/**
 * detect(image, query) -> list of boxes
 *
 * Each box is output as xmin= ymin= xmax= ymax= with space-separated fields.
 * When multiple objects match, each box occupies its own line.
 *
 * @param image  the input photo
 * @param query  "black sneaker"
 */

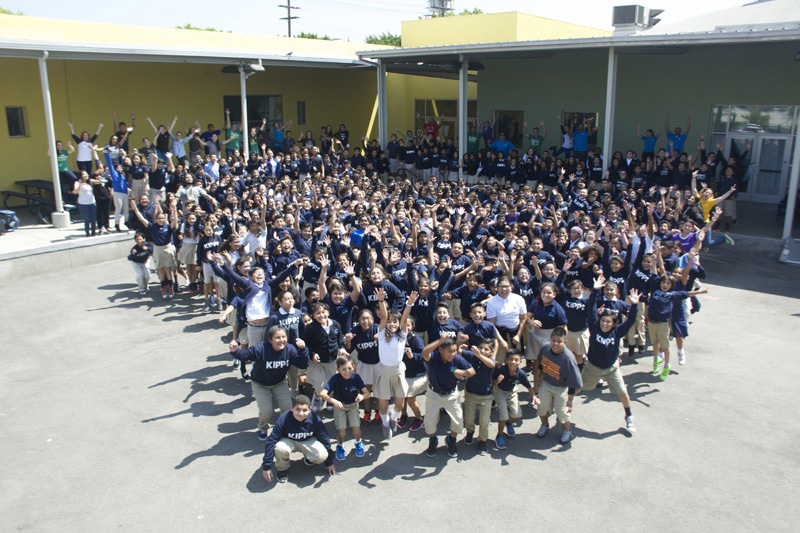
xmin=628 ymin=346 xmax=635 ymax=357
xmin=445 ymin=435 xmax=457 ymax=458
xmin=478 ymin=440 xmax=488 ymax=456
xmin=303 ymin=458 xmax=313 ymax=466
xmin=276 ymin=470 xmax=288 ymax=483
xmin=233 ymin=359 xmax=241 ymax=369
xmin=426 ymin=436 xmax=438 ymax=458
xmin=464 ymin=431 xmax=474 ymax=445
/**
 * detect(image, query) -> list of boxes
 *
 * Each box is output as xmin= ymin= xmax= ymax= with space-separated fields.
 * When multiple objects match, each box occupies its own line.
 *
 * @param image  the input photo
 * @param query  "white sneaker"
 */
xmin=536 ymin=423 xmax=549 ymax=438
xmin=678 ymin=351 xmax=686 ymax=365
xmin=559 ymin=429 xmax=572 ymax=444
xmin=626 ymin=415 xmax=636 ymax=432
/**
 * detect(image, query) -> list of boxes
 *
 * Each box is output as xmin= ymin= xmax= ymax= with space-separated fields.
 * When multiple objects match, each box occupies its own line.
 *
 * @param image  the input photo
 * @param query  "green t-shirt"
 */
xmin=467 ymin=132 xmax=480 ymax=153
xmin=528 ymin=134 xmax=545 ymax=153
xmin=57 ymin=149 xmax=69 ymax=172
xmin=225 ymin=128 xmax=241 ymax=150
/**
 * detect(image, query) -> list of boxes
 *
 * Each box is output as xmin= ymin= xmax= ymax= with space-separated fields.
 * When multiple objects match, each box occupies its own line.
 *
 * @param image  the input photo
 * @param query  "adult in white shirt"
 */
xmin=486 ymin=276 xmax=527 ymax=363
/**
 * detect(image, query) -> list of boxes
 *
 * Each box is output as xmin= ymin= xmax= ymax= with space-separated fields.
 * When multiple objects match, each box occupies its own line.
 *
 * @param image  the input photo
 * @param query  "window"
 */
xmin=222 ymin=95 xmax=283 ymax=129
xmin=6 ymin=106 xmax=27 ymax=137
xmin=297 ymin=101 xmax=306 ymax=125
xmin=710 ymin=105 xmax=797 ymax=134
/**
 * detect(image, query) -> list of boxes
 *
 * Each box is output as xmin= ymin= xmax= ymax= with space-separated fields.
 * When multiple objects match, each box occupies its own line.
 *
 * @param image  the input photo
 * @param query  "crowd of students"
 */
xmin=58 ymin=110 xmax=735 ymax=483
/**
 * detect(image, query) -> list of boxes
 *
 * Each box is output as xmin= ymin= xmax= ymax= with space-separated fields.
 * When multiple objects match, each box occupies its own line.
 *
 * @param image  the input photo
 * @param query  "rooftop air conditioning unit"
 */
xmin=612 ymin=5 xmax=663 ymax=34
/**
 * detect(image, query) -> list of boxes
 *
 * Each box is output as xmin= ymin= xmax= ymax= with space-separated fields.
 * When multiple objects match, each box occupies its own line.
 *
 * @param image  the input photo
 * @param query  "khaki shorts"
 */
xmin=566 ymin=329 xmax=589 ymax=357
xmin=493 ymin=386 xmax=521 ymax=420
xmin=153 ymin=243 xmax=176 ymax=269
xmin=357 ymin=361 xmax=379 ymax=387
xmin=374 ymin=363 xmax=408 ymax=400
xmin=580 ymin=360 xmax=627 ymax=396
xmin=424 ymin=388 xmax=464 ymax=435
xmin=334 ymin=402 xmax=360 ymax=430
xmin=649 ymin=320 xmax=671 ymax=348
xmin=406 ymin=374 xmax=428 ymax=397
xmin=176 ymin=242 xmax=197 ymax=265
xmin=537 ymin=380 xmax=570 ymax=424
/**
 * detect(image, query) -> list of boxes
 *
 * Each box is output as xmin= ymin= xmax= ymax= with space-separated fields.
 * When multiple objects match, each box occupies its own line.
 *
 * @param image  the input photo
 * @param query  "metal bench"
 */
xmin=1 ymin=191 xmax=76 ymax=223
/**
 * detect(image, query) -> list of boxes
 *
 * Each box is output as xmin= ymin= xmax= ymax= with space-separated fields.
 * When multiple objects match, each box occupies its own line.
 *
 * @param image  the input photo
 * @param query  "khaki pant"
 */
xmin=448 ymin=298 xmax=461 ymax=321
xmin=464 ymin=392 xmax=492 ymax=442
xmin=273 ymin=438 xmax=328 ymax=472
xmin=334 ymin=402 xmax=360 ymax=430
xmin=580 ymin=360 xmax=627 ymax=396
xmin=537 ymin=380 xmax=570 ymax=424
xmin=625 ymin=299 xmax=646 ymax=348
xmin=131 ymin=179 xmax=147 ymax=202
xmin=649 ymin=320 xmax=671 ymax=349
xmin=247 ymin=323 xmax=268 ymax=347
xmin=493 ymin=386 xmax=521 ymax=420
xmin=252 ymin=380 xmax=293 ymax=431
xmin=308 ymin=361 xmax=337 ymax=396
xmin=527 ymin=327 xmax=553 ymax=360
xmin=424 ymin=388 xmax=463 ymax=435
xmin=566 ymin=328 xmax=589 ymax=358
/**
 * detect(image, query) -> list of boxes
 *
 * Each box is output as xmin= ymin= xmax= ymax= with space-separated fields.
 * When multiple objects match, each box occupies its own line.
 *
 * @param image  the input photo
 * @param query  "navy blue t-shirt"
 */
xmin=462 ymin=349 xmax=494 ymax=396
xmin=350 ymin=324 xmax=379 ymax=365
xmin=324 ymin=372 xmax=367 ymax=404
xmin=427 ymin=352 xmax=472 ymax=393
xmin=462 ymin=320 xmax=498 ymax=347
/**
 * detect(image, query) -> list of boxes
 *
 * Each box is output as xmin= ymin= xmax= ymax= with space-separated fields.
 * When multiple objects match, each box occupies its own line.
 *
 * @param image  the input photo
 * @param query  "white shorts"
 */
xmin=202 ymin=262 xmax=219 ymax=284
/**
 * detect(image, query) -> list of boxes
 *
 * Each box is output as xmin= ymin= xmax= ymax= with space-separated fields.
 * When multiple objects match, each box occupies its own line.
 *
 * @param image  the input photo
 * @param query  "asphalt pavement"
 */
xmin=0 ymin=245 xmax=798 ymax=532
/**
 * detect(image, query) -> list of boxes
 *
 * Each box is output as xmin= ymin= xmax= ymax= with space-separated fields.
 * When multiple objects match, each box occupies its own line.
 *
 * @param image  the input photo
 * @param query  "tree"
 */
xmin=429 ymin=7 xmax=484 ymax=18
xmin=175 ymin=23 xmax=231 ymax=32
xmin=0 ymin=6 xmax=23 ymax=15
xmin=296 ymin=32 xmax=333 ymax=40
xmin=365 ymin=32 xmax=401 ymax=47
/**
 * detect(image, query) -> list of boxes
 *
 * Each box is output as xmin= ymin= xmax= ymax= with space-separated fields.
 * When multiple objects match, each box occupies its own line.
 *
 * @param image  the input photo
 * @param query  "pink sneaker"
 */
xmin=409 ymin=417 xmax=424 ymax=432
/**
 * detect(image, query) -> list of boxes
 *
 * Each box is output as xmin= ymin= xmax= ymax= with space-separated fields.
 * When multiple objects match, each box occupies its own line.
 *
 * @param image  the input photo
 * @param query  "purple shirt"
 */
xmin=671 ymin=231 xmax=698 ymax=253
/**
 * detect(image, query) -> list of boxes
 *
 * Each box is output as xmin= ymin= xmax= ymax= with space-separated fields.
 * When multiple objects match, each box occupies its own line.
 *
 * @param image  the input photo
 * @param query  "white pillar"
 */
xmin=458 ymin=54 xmax=468 ymax=182
xmin=782 ymin=130 xmax=800 ymax=240
xmin=239 ymin=66 xmax=249 ymax=159
xmin=601 ymin=47 xmax=618 ymax=164
xmin=39 ymin=52 xmax=70 ymax=228
xmin=376 ymin=59 xmax=388 ymax=147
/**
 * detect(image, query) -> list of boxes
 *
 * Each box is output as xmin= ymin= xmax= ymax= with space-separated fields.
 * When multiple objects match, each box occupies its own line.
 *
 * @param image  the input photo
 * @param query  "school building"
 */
xmin=1 ymin=1 xmax=799 ymax=240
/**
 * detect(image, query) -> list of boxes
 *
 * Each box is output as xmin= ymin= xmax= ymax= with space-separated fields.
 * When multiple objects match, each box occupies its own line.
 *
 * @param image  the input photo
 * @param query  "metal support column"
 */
xmin=458 ymin=54 xmax=468 ymax=182
xmin=377 ymin=59 xmax=388 ymax=147
xmin=239 ymin=66 xmax=249 ymax=159
xmin=601 ymin=47 xmax=618 ymax=164
xmin=782 ymin=130 xmax=800 ymax=240
xmin=39 ymin=51 xmax=70 ymax=228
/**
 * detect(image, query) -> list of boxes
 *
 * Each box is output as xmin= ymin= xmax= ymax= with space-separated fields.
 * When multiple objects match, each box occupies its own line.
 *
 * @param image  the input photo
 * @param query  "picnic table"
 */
xmin=2 ymin=179 xmax=75 ymax=223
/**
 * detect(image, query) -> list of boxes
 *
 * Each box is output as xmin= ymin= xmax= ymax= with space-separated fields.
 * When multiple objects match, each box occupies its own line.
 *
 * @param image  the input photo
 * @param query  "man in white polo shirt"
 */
xmin=486 ymin=276 xmax=527 ymax=363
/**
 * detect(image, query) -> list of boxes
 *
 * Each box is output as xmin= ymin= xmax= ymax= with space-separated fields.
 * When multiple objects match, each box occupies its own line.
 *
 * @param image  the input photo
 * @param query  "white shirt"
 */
xmin=378 ymin=332 xmax=406 ymax=367
xmin=241 ymin=230 xmax=267 ymax=257
xmin=486 ymin=293 xmax=527 ymax=329
xmin=76 ymin=182 xmax=95 ymax=205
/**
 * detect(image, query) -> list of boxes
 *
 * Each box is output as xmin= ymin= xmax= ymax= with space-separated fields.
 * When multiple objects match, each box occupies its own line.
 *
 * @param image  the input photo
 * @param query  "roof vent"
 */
xmin=612 ymin=5 xmax=663 ymax=35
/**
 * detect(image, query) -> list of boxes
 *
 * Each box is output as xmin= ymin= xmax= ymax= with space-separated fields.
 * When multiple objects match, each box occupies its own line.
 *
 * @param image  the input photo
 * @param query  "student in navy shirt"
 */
xmin=575 ymin=276 xmax=641 ymax=433
xmin=427 ymin=302 xmax=463 ymax=344
xmin=320 ymin=355 xmax=369 ymax=461
xmin=130 ymin=197 xmax=178 ymax=299
xmin=462 ymin=338 xmax=497 ymax=455
xmin=261 ymin=395 xmax=335 ymax=484
xmin=266 ymin=290 xmax=307 ymax=393
xmin=462 ymin=302 xmax=504 ymax=358
xmin=526 ymin=282 xmax=568 ymax=363
xmin=647 ymin=272 xmax=707 ymax=381
xmin=422 ymin=337 xmax=475 ymax=458
xmin=229 ymin=325 xmax=309 ymax=440
xmin=492 ymin=349 xmax=535 ymax=450
xmin=345 ymin=308 xmax=380 ymax=423
xmin=303 ymin=303 xmax=347 ymax=412
xmin=446 ymin=271 xmax=491 ymax=322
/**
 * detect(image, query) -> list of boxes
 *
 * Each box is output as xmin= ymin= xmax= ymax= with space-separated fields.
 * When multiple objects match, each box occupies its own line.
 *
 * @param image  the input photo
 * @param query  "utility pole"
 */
xmin=278 ymin=0 xmax=300 ymax=37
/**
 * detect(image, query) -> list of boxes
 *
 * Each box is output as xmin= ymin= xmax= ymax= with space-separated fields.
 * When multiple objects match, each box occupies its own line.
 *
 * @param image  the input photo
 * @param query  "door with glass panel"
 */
xmin=751 ymin=136 xmax=790 ymax=203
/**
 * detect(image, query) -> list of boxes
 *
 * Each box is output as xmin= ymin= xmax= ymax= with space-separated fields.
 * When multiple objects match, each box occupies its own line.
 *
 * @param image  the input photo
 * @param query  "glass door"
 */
xmin=726 ymin=134 xmax=790 ymax=203
xmin=751 ymin=137 xmax=789 ymax=203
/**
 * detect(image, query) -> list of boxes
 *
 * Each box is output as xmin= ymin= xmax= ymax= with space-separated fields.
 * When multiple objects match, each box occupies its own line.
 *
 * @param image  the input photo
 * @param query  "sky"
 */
xmin=2 ymin=0 xmax=749 ymax=42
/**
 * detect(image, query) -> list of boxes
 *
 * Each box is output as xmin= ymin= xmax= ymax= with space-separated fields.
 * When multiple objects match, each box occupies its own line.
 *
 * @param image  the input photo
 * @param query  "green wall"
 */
xmin=477 ymin=41 xmax=800 ymax=157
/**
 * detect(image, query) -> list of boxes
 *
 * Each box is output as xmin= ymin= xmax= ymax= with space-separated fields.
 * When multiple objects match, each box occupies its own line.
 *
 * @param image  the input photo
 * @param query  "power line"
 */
xmin=278 ymin=0 xmax=300 ymax=37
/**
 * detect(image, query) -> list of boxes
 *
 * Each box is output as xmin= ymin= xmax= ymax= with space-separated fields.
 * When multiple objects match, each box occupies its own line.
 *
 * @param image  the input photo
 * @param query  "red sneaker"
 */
xmin=362 ymin=410 xmax=372 ymax=424
xmin=373 ymin=411 xmax=381 ymax=424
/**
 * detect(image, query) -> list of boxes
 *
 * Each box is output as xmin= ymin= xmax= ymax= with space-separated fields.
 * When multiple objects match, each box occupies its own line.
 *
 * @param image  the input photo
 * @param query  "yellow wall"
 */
xmin=386 ymin=73 xmax=478 ymax=138
xmin=0 ymin=57 xmax=377 ymax=192
xmin=401 ymin=11 xmax=608 ymax=48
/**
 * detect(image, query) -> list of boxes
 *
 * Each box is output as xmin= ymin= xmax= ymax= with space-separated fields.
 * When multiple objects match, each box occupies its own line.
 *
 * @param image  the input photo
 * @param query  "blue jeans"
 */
xmin=77 ymin=203 xmax=97 ymax=236
xmin=706 ymin=227 xmax=727 ymax=247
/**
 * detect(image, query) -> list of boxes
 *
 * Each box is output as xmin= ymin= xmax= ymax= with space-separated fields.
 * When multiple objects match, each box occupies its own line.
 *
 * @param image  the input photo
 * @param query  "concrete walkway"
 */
xmin=0 ymin=247 xmax=798 ymax=531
